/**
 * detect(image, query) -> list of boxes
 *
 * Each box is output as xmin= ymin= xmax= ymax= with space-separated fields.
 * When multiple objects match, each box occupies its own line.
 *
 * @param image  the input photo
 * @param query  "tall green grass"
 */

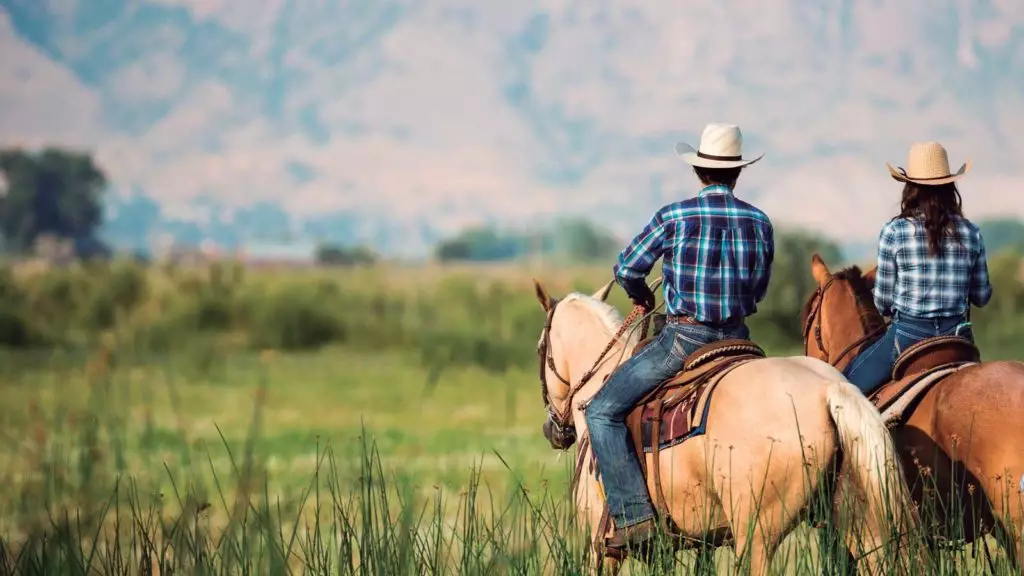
xmin=0 ymin=349 xmax=1020 ymax=575
xmin=1 ymin=429 xmax=1019 ymax=574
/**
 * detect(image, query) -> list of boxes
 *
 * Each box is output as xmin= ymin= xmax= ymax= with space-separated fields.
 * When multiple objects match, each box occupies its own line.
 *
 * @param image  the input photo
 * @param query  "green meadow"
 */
xmin=0 ymin=256 xmax=1022 ymax=574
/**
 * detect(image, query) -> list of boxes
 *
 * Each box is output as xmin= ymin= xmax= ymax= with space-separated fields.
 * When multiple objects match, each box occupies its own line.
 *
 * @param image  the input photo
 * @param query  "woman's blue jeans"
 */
xmin=842 ymin=312 xmax=974 ymax=395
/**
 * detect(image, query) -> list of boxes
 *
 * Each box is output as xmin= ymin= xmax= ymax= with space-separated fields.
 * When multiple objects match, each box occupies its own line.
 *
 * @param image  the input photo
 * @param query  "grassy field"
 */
xmin=2 ymin=345 xmax=1019 ymax=575
xmin=0 ymin=258 xmax=1022 ymax=574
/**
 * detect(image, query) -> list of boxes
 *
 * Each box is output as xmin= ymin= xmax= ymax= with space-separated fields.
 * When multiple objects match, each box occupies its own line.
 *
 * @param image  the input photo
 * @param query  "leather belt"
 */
xmin=665 ymin=314 xmax=743 ymax=328
xmin=665 ymin=314 xmax=700 ymax=325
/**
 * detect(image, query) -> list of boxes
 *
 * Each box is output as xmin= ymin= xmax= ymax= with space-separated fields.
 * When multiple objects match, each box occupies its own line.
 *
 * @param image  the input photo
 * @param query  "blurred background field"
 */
xmin=0 ymin=242 xmax=1022 ymax=572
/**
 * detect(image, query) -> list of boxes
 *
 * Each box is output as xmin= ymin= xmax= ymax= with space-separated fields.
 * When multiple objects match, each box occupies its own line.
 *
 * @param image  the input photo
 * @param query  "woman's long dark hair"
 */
xmin=894 ymin=182 xmax=964 ymax=256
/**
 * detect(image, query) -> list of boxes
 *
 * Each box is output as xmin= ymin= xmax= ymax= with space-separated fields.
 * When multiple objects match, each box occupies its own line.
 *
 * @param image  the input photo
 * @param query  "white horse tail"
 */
xmin=824 ymin=379 xmax=920 ymax=548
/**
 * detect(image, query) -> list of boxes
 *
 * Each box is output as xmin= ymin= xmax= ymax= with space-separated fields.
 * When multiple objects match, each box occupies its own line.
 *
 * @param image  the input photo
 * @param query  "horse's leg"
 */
xmin=727 ymin=515 xmax=779 ymax=576
xmin=574 ymin=454 xmax=624 ymax=576
xmin=986 ymin=463 xmax=1024 ymax=572
xmin=829 ymin=472 xmax=873 ymax=576
xmin=927 ymin=366 xmax=1024 ymax=571
xmin=698 ymin=364 xmax=842 ymax=575
xmin=718 ymin=466 xmax=815 ymax=576
xmin=980 ymin=475 xmax=1022 ymax=573
xmin=594 ymin=556 xmax=621 ymax=576
xmin=692 ymin=546 xmax=717 ymax=575
xmin=993 ymin=519 xmax=1020 ymax=573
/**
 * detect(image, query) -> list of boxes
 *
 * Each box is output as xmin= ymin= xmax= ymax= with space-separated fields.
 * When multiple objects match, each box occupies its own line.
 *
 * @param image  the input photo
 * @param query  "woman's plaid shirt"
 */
xmin=613 ymin=185 xmax=775 ymax=324
xmin=873 ymin=216 xmax=993 ymax=319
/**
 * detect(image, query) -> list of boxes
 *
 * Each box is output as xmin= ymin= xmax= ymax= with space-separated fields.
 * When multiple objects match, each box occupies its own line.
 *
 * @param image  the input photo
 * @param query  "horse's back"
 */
xmin=647 ymin=355 xmax=844 ymax=468
xmin=725 ymin=354 xmax=848 ymax=389
xmin=930 ymin=359 xmax=1024 ymax=440
xmin=698 ymin=355 xmax=844 ymax=453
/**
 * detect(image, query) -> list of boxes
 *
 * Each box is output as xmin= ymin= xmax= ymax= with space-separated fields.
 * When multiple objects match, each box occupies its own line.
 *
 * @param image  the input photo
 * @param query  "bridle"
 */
xmin=537 ymin=298 xmax=650 ymax=438
xmin=802 ymin=277 xmax=887 ymax=369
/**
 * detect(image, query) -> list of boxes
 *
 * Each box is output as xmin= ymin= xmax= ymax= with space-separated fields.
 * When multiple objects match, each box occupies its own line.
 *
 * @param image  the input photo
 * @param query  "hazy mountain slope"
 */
xmin=1 ymin=0 xmax=1022 ymax=255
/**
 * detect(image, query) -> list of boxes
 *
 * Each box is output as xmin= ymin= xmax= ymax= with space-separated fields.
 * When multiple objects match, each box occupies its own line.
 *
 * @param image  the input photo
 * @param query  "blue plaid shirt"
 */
xmin=613 ymin=185 xmax=775 ymax=324
xmin=873 ymin=215 xmax=993 ymax=319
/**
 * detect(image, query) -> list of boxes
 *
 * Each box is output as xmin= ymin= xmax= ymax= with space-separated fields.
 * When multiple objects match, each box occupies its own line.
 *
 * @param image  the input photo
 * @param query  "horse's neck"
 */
xmin=569 ymin=339 xmax=629 ymax=403
xmin=831 ymin=302 xmax=880 ymax=370
xmin=561 ymin=312 xmax=633 ymax=435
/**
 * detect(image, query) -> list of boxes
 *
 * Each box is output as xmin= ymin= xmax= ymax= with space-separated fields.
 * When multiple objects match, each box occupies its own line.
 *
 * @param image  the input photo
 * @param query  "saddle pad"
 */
xmin=878 ymin=364 xmax=974 ymax=425
xmin=638 ymin=366 xmax=730 ymax=452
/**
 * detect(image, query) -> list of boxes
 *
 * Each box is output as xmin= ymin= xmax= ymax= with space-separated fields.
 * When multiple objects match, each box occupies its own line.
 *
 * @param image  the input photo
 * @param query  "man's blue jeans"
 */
xmin=584 ymin=320 xmax=750 ymax=529
xmin=843 ymin=312 xmax=974 ymax=396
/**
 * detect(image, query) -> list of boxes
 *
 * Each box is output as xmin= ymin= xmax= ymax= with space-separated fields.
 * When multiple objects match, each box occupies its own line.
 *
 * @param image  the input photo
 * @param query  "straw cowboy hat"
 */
xmin=675 ymin=123 xmax=764 ymax=169
xmin=886 ymin=141 xmax=972 ymax=185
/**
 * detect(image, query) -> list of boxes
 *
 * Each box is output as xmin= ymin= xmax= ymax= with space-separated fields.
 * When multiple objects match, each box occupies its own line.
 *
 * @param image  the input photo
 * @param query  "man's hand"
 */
xmin=633 ymin=289 xmax=656 ymax=311
xmin=622 ymin=278 xmax=656 ymax=311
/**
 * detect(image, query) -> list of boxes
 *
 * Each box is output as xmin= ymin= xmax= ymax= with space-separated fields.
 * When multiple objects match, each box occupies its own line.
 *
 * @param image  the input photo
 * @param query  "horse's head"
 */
xmin=802 ymin=253 xmax=886 ymax=371
xmin=532 ymin=277 xmax=619 ymax=451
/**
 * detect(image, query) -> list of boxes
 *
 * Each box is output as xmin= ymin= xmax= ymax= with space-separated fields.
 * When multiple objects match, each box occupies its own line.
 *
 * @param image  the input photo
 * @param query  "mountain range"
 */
xmin=1 ymin=0 xmax=1022 ymax=259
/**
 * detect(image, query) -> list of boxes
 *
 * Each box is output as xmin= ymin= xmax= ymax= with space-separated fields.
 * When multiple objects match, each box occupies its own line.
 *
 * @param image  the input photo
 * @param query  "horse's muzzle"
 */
xmin=542 ymin=416 xmax=577 ymax=450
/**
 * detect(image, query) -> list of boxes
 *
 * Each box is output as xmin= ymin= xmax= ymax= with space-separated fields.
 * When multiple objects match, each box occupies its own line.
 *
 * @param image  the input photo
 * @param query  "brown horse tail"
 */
xmin=824 ymin=379 xmax=924 ymax=567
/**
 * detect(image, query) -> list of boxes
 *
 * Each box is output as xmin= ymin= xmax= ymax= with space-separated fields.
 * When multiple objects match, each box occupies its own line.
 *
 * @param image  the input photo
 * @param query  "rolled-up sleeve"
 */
xmin=613 ymin=209 xmax=667 ymax=283
xmin=872 ymin=222 xmax=899 ymax=317
xmin=969 ymin=228 xmax=994 ymax=307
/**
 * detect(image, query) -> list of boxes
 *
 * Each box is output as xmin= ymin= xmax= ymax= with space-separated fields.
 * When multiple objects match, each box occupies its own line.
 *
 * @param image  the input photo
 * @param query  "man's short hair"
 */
xmin=694 ymin=166 xmax=742 ymax=188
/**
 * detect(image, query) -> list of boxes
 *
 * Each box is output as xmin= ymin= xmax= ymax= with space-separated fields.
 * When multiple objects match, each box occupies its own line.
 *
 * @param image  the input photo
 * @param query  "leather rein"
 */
xmin=802 ymin=277 xmax=886 ymax=368
xmin=537 ymin=299 xmax=651 ymax=433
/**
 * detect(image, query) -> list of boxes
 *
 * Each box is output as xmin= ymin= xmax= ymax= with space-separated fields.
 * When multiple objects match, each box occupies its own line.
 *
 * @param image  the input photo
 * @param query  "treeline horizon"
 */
xmin=4 ymin=145 xmax=1024 ymax=268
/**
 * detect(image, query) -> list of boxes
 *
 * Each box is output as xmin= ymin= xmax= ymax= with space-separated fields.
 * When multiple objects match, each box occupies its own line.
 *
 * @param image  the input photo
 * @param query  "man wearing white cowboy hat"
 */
xmin=840 ymin=141 xmax=993 ymax=395
xmin=584 ymin=122 xmax=776 ymax=550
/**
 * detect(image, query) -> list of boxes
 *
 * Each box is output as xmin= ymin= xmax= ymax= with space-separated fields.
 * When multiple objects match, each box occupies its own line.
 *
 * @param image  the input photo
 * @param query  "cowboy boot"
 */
xmin=606 ymin=517 xmax=657 ymax=551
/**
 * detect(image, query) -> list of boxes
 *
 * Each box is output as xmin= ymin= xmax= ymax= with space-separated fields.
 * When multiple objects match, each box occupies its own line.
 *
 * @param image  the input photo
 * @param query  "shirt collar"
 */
xmin=698 ymin=184 xmax=734 ymax=197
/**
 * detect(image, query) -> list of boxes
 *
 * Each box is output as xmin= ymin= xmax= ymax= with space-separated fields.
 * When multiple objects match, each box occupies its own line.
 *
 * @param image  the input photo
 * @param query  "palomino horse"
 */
xmin=802 ymin=253 xmax=1024 ymax=568
xmin=533 ymin=278 xmax=921 ymax=575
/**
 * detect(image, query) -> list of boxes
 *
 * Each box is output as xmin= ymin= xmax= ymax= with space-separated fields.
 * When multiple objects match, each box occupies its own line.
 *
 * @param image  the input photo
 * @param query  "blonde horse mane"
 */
xmin=557 ymin=292 xmax=643 ymax=350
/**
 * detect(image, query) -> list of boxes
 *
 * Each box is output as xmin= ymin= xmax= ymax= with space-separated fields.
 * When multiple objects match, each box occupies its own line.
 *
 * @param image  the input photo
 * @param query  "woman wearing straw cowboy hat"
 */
xmin=841 ymin=141 xmax=994 ymax=395
xmin=585 ymin=122 xmax=776 ymax=551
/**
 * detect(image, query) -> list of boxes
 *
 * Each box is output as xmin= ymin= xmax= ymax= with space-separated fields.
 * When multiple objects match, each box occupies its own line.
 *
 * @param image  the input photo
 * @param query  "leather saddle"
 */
xmin=868 ymin=335 xmax=980 ymax=418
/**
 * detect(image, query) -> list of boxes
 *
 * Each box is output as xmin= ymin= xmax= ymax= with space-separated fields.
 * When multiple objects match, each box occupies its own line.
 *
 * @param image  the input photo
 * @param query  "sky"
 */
xmin=0 ymin=0 xmax=1022 ymax=256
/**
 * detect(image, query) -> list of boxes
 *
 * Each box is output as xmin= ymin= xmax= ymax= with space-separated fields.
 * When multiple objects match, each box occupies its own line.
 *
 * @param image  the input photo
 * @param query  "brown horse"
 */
xmin=802 ymin=253 xmax=1024 ymax=567
xmin=533 ymin=278 xmax=921 ymax=575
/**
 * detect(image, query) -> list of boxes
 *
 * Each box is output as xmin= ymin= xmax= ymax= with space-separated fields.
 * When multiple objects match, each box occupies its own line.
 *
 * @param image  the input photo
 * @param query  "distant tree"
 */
xmin=753 ymin=228 xmax=845 ymax=344
xmin=433 ymin=220 xmax=623 ymax=264
xmin=434 ymin=237 xmax=473 ymax=262
xmin=551 ymin=217 xmax=620 ymax=262
xmin=433 ymin=226 xmax=527 ymax=262
xmin=315 ymin=244 xmax=377 ymax=266
xmin=0 ymin=147 xmax=108 ymax=255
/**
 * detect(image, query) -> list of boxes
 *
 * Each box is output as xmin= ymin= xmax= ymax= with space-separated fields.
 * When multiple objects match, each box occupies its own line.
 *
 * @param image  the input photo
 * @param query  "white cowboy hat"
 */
xmin=675 ymin=123 xmax=764 ymax=169
xmin=886 ymin=141 xmax=971 ymax=186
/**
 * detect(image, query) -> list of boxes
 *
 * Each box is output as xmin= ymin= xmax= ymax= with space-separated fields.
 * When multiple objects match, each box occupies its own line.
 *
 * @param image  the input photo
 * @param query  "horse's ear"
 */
xmin=591 ymin=279 xmax=615 ymax=302
xmin=863 ymin=266 xmax=877 ymax=288
xmin=533 ymin=278 xmax=553 ymax=311
xmin=810 ymin=253 xmax=832 ymax=285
